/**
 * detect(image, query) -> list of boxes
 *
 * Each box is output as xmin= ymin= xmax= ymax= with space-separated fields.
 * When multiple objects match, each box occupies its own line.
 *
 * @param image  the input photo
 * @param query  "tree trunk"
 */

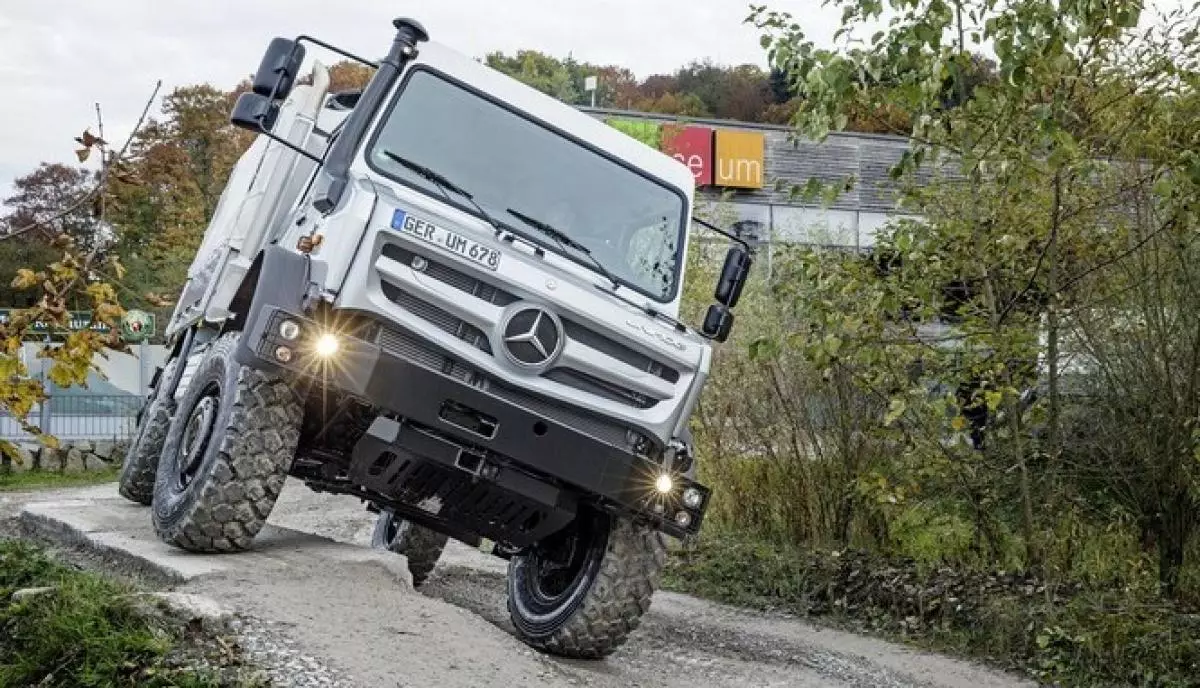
xmin=1157 ymin=489 xmax=1194 ymax=598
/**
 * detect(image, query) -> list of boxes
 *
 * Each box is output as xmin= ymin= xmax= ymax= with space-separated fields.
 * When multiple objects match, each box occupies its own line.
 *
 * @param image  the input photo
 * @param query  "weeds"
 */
xmin=0 ymin=539 xmax=262 ymax=688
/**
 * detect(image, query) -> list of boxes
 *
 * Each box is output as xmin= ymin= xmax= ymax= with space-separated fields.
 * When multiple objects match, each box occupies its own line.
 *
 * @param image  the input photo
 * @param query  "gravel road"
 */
xmin=2 ymin=481 xmax=1035 ymax=688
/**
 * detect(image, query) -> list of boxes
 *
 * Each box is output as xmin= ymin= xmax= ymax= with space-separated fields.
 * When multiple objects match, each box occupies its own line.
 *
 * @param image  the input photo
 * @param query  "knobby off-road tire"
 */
xmin=151 ymin=331 xmax=302 ymax=553
xmin=371 ymin=509 xmax=450 ymax=587
xmin=507 ymin=513 xmax=667 ymax=659
xmin=118 ymin=357 xmax=181 ymax=505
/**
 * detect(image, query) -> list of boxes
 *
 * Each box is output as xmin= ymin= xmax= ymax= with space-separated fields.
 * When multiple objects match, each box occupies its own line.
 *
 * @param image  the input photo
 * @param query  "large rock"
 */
xmin=85 ymin=455 xmax=108 ymax=472
xmin=63 ymin=447 xmax=86 ymax=473
xmin=73 ymin=440 xmax=94 ymax=454
xmin=11 ymin=586 xmax=57 ymax=602
xmin=38 ymin=447 xmax=62 ymax=472
xmin=2 ymin=445 xmax=34 ymax=473
xmin=130 ymin=592 xmax=234 ymax=632
xmin=15 ymin=444 xmax=34 ymax=471
xmin=92 ymin=441 xmax=116 ymax=461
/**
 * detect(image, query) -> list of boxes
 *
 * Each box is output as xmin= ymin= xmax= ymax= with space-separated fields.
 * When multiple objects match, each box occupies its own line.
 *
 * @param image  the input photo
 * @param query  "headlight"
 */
xmin=278 ymin=319 xmax=301 ymax=341
xmin=682 ymin=487 xmax=703 ymax=509
xmin=314 ymin=333 xmax=340 ymax=358
xmin=654 ymin=474 xmax=674 ymax=494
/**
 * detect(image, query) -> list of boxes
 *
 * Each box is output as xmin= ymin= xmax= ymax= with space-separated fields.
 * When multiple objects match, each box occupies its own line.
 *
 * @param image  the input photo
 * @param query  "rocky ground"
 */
xmin=1 ymin=480 xmax=1036 ymax=688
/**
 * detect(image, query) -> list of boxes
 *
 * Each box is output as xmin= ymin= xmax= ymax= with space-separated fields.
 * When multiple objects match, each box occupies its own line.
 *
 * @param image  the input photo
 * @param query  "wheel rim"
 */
xmin=379 ymin=510 xmax=412 ymax=552
xmin=171 ymin=382 xmax=220 ymax=493
xmin=517 ymin=512 xmax=608 ymax=615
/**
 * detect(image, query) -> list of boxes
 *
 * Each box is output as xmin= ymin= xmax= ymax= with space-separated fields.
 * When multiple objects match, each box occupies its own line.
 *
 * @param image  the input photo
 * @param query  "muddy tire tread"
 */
xmin=117 ymin=359 xmax=179 ymax=505
xmin=153 ymin=333 xmax=302 ymax=553
xmin=509 ymin=519 xmax=667 ymax=659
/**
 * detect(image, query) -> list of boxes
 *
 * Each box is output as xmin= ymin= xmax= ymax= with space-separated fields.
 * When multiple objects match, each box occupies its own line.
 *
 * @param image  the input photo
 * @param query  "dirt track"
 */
xmin=2 ymin=481 xmax=1035 ymax=688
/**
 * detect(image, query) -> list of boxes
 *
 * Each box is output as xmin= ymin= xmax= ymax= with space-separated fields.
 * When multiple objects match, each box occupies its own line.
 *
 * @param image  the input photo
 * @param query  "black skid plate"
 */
xmin=350 ymin=417 xmax=576 ymax=548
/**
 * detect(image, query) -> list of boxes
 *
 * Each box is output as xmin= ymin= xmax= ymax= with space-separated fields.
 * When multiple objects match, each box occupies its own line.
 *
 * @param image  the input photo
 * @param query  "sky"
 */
xmin=0 ymin=0 xmax=836 ymax=197
xmin=0 ymin=0 xmax=1187 ymax=199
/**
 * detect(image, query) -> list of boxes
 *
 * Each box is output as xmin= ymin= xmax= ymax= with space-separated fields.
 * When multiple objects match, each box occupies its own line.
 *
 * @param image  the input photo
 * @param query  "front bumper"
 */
xmin=240 ymin=304 xmax=711 ymax=541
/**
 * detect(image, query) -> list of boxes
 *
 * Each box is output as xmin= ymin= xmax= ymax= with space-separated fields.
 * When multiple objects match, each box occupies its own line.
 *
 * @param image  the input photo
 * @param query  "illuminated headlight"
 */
xmin=682 ymin=488 xmax=704 ymax=509
xmin=654 ymin=474 xmax=674 ymax=494
xmin=278 ymin=319 xmax=301 ymax=341
xmin=314 ymin=333 xmax=340 ymax=358
xmin=674 ymin=511 xmax=692 ymax=528
xmin=274 ymin=346 xmax=293 ymax=363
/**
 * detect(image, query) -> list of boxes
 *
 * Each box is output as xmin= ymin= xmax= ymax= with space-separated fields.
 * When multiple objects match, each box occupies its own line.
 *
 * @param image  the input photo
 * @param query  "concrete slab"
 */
xmin=18 ymin=494 xmax=413 ymax=587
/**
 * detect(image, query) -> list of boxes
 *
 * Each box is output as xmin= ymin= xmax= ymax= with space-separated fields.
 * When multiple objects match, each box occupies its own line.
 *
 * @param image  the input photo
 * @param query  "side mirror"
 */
xmin=714 ymin=245 xmax=752 ymax=307
xmin=231 ymin=92 xmax=281 ymax=132
xmin=701 ymin=304 xmax=734 ymax=343
xmin=252 ymin=38 xmax=307 ymax=100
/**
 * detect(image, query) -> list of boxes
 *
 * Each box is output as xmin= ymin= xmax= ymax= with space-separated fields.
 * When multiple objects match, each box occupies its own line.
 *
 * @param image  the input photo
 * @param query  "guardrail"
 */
xmin=0 ymin=394 xmax=142 ymax=442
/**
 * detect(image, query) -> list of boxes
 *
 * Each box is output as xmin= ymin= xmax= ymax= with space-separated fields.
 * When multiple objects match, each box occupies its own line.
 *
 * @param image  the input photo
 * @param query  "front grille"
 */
xmin=382 ymin=244 xmax=517 ymax=308
xmin=380 ymin=281 xmax=491 ymax=354
xmin=561 ymin=319 xmax=680 ymax=384
xmin=544 ymin=369 xmax=656 ymax=409
xmin=375 ymin=324 xmax=639 ymax=451
xmin=376 ymin=240 xmax=681 ymax=413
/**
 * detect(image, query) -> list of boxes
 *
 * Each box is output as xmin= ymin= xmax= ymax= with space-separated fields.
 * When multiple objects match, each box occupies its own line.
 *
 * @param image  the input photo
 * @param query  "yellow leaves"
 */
xmin=10 ymin=268 xmax=41 ymax=290
xmin=108 ymin=255 xmax=127 ymax=281
xmin=951 ymin=415 xmax=968 ymax=431
xmin=95 ymin=303 xmax=125 ymax=326
xmin=144 ymin=292 xmax=174 ymax=308
xmin=85 ymin=282 xmax=118 ymax=307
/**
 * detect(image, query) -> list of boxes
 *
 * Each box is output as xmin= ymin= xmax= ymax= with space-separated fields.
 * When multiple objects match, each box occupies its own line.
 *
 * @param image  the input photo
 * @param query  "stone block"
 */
xmin=93 ymin=441 xmax=115 ymax=460
xmin=39 ymin=448 xmax=63 ymax=472
xmin=64 ymin=447 xmax=86 ymax=473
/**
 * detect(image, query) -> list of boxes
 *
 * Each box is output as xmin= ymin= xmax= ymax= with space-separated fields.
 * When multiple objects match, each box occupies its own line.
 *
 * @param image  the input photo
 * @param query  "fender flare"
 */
xmin=231 ymin=245 xmax=317 ymax=368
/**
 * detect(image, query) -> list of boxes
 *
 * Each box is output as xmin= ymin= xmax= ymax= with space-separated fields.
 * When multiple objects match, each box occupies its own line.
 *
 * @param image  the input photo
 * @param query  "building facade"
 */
xmin=580 ymin=107 xmax=921 ymax=252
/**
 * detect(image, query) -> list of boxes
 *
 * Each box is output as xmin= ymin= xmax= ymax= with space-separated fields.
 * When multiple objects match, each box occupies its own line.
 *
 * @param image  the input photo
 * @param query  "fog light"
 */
xmin=674 ymin=511 xmax=692 ymax=528
xmin=314 ymin=333 xmax=340 ymax=358
xmin=654 ymin=474 xmax=674 ymax=494
xmin=274 ymin=346 xmax=293 ymax=363
xmin=278 ymin=319 xmax=301 ymax=341
xmin=683 ymin=487 xmax=703 ymax=509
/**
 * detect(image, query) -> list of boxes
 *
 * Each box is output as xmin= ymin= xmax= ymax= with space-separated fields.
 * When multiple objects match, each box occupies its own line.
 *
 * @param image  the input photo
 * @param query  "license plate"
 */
xmin=390 ymin=208 xmax=501 ymax=271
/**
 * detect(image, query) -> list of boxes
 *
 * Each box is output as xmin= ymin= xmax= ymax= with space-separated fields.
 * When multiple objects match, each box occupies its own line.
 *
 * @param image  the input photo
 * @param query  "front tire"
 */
xmin=371 ymin=509 xmax=449 ymax=587
xmin=118 ymin=357 xmax=180 ymax=505
xmin=151 ymin=331 xmax=302 ymax=553
xmin=506 ymin=511 xmax=667 ymax=659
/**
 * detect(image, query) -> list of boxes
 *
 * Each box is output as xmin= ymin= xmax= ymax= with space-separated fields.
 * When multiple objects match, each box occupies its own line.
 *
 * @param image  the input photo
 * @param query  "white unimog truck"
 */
xmin=118 ymin=18 xmax=754 ymax=659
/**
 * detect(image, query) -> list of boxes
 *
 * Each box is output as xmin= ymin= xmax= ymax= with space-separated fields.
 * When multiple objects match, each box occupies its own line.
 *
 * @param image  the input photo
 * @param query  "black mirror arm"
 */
xmin=692 ymin=217 xmax=755 ymax=254
xmin=296 ymin=35 xmax=379 ymax=69
xmin=259 ymin=129 xmax=324 ymax=165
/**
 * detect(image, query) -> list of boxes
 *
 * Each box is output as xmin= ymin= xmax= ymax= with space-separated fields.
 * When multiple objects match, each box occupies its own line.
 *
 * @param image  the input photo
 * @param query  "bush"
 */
xmin=665 ymin=533 xmax=1200 ymax=686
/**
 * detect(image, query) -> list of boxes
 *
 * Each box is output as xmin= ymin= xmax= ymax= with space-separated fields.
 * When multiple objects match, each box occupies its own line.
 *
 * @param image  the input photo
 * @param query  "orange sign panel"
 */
xmin=714 ymin=130 xmax=765 ymax=189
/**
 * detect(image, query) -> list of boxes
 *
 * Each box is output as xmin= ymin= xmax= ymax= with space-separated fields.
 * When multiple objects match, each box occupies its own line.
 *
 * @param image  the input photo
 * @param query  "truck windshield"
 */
xmin=366 ymin=69 xmax=686 ymax=302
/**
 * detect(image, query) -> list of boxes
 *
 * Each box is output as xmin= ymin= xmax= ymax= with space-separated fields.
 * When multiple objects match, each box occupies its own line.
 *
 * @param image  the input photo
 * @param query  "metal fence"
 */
xmin=0 ymin=394 xmax=142 ymax=442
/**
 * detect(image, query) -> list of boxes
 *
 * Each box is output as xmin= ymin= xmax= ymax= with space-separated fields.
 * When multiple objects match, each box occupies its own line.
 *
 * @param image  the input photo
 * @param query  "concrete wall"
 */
xmin=16 ymin=342 xmax=169 ymax=397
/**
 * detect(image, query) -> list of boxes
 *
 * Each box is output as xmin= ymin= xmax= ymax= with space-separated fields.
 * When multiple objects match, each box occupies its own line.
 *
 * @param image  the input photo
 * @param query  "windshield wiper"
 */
xmin=505 ymin=208 xmax=621 ymax=290
xmin=381 ymin=150 xmax=505 ymax=235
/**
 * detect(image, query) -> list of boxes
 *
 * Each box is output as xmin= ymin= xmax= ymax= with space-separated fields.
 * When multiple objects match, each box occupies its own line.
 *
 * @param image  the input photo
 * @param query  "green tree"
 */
xmin=749 ymin=0 xmax=1200 ymax=592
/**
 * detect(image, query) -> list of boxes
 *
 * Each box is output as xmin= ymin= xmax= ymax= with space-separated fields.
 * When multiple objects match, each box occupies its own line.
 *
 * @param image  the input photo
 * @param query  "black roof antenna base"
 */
xmin=393 ymin=18 xmax=430 ymax=43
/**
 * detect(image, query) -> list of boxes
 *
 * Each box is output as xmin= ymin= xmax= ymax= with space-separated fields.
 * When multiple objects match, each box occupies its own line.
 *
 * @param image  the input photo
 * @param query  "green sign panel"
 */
xmin=0 ymin=308 xmax=155 ymax=343
xmin=0 ymin=309 xmax=112 ymax=336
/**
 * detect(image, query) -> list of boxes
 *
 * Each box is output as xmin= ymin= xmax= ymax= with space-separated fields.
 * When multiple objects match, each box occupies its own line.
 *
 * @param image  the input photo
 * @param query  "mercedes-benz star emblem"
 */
xmin=501 ymin=307 xmax=563 ymax=368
